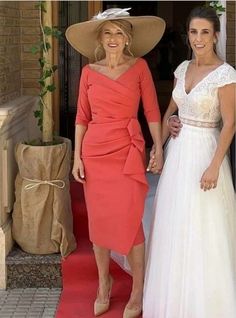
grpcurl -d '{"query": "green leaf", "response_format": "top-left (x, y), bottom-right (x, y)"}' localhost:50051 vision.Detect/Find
top-left (52, 65), bottom-right (58, 72)
top-left (42, 69), bottom-right (53, 79)
top-left (31, 45), bottom-right (40, 54)
top-left (34, 110), bottom-right (41, 118)
top-left (40, 42), bottom-right (51, 52)
top-left (46, 42), bottom-right (51, 50)
top-left (38, 118), bottom-right (43, 131)
top-left (34, 107), bottom-right (43, 131)
top-left (43, 26), bottom-right (52, 35)
top-left (47, 84), bottom-right (56, 92)
top-left (52, 28), bottom-right (62, 39)
top-left (38, 57), bottom-right (46, 68)
top-left (40, 89), bottom-right (47, 97)
top-left (38, 79), bottom-right (45, 87)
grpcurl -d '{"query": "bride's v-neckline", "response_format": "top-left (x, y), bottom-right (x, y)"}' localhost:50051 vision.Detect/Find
top-left (183, 60), bottom-right (225, 95)
top-left (88, 58), bottom-right (140, 81)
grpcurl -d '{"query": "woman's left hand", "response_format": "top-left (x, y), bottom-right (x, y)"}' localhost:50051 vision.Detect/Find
top-left (200, 164), bottom-right (219, 191)
top-left (147, 148), bottom-right (163, 174)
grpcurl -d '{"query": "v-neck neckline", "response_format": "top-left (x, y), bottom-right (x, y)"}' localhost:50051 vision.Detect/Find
top-left (183, 60), bottom-right (225, 96)
top-left (87, 58), bottom-right (140, 82)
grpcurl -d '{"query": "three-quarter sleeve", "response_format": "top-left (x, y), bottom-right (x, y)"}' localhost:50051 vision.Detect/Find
top-left (75, 65), bottom-right (92, 126)
top-left (140, 59), bottom-right (161, 122)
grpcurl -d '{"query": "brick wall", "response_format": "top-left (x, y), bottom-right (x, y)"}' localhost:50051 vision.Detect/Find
top-left (0, 1), bottom-right (40, 106)
top-left (0, 1), bottom-right (235, 106)
top-left (226, 1), bottom-right (235, 66)
top-left (0, 1), bottom-right (21, 105)
top-left (19, 1), bottom-right (40, 96)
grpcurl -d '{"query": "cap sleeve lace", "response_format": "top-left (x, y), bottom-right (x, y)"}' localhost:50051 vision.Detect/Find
top-left (216, 64), bottom-right (236, 88)
top-left (174, 60), bottom-right (189, 79)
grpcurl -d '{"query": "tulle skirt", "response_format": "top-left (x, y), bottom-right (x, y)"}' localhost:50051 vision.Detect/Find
top-left (143, 124), bottom-right (236, 318)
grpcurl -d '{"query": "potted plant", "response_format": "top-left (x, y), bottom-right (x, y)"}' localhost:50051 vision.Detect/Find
top-left (12, 1), bottom-right (76, 257)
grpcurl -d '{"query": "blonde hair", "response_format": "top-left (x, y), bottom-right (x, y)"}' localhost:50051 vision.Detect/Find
top-left (94, 20), bottom-right (133, 61)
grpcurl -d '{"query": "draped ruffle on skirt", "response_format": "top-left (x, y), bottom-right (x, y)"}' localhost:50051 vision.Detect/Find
top-left (82, 117), bottom-right (148, 255)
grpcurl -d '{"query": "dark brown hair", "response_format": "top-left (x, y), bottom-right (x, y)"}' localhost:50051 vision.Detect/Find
top-left (186, 6), bottom-right (220, 33)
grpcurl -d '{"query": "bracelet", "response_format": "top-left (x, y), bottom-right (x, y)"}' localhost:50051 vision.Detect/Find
top-left (166, 115), bottom-right (178, 127)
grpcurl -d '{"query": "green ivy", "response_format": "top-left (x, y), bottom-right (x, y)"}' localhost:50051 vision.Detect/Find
top-left (31, 1), bottom-right (62, 132)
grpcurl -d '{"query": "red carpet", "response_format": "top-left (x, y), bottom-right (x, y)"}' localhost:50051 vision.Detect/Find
top-left (56, 181), bottom-right (135, 318)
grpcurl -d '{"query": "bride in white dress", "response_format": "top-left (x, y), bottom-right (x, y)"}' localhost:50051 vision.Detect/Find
top-left (143, 6), bottom-right (236, 318)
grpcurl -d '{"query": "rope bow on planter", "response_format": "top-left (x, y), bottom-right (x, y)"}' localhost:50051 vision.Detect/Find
top-left (23, 177), bottom-right (65, 190)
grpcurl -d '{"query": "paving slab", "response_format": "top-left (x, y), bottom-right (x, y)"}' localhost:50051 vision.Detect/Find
top-left (0, 288), bottom-right (61, 318)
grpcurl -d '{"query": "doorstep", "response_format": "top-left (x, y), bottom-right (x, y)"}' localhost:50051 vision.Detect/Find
top-left (6, 245), bottom-right (62, 289)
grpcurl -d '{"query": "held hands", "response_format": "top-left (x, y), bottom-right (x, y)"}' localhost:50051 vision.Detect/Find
top-left (200, 164), bottom-right (219, 191)
top-left (72, 158), bottom-right (86, 184)
top-left (168, 116), bottom-right (182, 138)
top-left (147, 146), bottom-right (163, 174)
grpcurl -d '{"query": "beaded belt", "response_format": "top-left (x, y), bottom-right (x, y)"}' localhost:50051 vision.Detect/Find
top-left (180, 117), bottom-right (220, 128)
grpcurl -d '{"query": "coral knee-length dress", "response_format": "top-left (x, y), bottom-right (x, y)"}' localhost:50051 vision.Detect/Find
top-left (75, 58), bottom-right (160, 255)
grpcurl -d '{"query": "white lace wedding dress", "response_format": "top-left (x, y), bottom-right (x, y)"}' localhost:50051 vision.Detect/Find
top-left (143, 61), bottom-right (236, 318)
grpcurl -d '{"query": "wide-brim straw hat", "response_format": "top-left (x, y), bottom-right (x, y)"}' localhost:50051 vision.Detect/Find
top-left (66, 8), bottom-right (166, 60)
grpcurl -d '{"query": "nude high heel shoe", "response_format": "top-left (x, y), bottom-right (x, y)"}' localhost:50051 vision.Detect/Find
top-left (123, 305), bottom-right (142, 318)
top-left (94, 276), bottom-right (113, 316)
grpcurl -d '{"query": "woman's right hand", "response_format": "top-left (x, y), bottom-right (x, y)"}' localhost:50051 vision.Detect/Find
top-left (72, 158), bottom-right (86, 183)
top-left (168, 116), bottom-right (182, 138)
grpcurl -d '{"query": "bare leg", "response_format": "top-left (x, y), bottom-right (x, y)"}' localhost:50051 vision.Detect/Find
top-left (126, 242), bottom-right (145, 309)
top-left (93, 244), bottom-right (111, 303)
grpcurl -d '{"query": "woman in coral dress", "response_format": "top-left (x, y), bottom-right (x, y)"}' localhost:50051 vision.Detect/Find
top-left (66, 8), bottom-right (165, 318)
top-left (143, 6), bottom-right (236, 318)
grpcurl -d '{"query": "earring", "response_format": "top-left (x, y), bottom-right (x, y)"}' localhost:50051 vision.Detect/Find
top-left (125, 42), bottom-right (128, 46)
